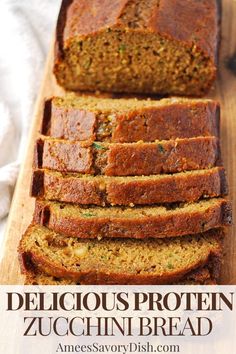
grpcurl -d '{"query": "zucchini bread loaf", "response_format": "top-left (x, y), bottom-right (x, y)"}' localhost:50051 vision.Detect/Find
top-left (42, 95), bottom-right (220, 142)
top-left (34, 136), bottom-right (220, 176)
top-left (19, 225), bottom-right (223, 285)
top-left (32, 167), bottom-right (227, 206)
top-left (54, 0), bottom-right (219, 96)
top-left (34, 198), bottom-right (232, 239)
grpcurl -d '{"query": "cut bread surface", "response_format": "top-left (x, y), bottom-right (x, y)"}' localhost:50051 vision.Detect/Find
top-left (54, 0), bottom-right (219, 96)
top-left (19, 225), bottom-right (223, 285)
top-left (42, 95), bottom-right (220, 142)
top-left (32, 167), bottom-right (227, 206)
top-left (34, 136), bottom-right (221, 176)
top-left (33, 198), bottom-right (232, 239)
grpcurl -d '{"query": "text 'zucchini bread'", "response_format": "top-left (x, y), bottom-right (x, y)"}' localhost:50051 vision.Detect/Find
top-left (31, 167), bottom-right (228, 206)
top-left (34, 137), bottom-right (221, 176)
top-left (19, 225), bottom-right (223, 285)
top-left (42, 95), bottom-right (220, 142)
top-left (34, 198), bottom-right (232, 239)
top-left (54, 0), bottom-right (219, 96)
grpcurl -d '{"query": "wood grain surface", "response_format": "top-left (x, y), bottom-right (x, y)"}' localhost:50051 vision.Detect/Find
top-left (0, 0), bottom-right (235, 284)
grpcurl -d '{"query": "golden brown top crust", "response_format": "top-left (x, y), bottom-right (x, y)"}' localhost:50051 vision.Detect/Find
top-left (61, 0), bottom-right (218, 60)
top-left (151, 0), bottom-right (218, 61)
top-left (64, 0), bottom-right (129, 38)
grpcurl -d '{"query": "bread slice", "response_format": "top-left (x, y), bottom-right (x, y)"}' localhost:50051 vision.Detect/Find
top-left (33, 199), bottom-right (232, 239)
top-left (34, 136), bottom-right (220, 176)
top-left (19, 225), bottom-right (223, 285)
top-left (24, 265), bottom-right (217, 285)
top-left (31, 167), bottom-right (227, 206)
top-left (42, 95), bottom-right (220, 142)
top-left (54, 0), bottom-right (219, 96)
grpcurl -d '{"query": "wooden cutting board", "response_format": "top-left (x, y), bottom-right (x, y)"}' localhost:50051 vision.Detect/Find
top-left (0, 0), bottom-right (235, 285)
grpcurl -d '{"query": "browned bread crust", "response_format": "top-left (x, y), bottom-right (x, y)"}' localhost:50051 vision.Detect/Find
top-left (19, 225), bottom-right (223, 285)
top-left (59, 0), bottom-right (217, 59)
top-left (31, 167), bottom-right (228, 206)
top-left (33, 199), bottom-right (232, 239)
top-left (54, 0), bottom-right (219, 96)
top-left (24, 265), bottom-right (217, 285)
top-left (42, 96), bottom-right (220, 142)
top-left (34, 137), bottom-right (221, 176)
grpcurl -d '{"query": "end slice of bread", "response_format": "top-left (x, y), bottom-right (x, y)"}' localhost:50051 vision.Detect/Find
top-left (19, 225), bottom-right (223, 285)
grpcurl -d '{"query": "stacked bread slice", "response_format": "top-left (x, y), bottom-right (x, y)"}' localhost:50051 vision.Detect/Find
top-left (18, 94), bottom-right (232, 285)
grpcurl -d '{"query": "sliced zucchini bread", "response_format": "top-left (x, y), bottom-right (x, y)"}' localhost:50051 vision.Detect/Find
top-left (32, 167), bottom-right (227, 206)
top-left (19, 225), bottom-right (223, 285)
top-left (42, 95), bottom-right (220, 142)
top-left (33, 198), bottom-right (232, 239)
top-left (34, 136), bottom-right (221, 176)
